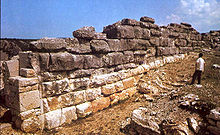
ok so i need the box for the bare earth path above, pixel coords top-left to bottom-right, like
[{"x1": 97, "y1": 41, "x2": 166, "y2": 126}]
[{"x1": 1, "y1": 51, "x2": 220, "y2": 135}]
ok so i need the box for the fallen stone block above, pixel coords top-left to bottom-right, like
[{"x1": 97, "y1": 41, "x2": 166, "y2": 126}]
[
  {"x1": 121, "y1": 18, "x2": 140, "y2": 26},
  {"x1": 91, "y1": 97, "x2": 110, "y2": 113},
  {"x1": 76, "y1": 102, "x2": 92, "y2": 118},
  {"x1": 140, "y1": 16, "x2": 155, "y2": 24}
]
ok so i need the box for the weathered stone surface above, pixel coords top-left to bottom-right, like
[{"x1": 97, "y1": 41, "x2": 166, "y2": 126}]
[
  {"x1": 121, "y1": 18, "x2": 140, "y2": 26},
  {"x1": 85, "y1": 87, "x2": 102, "y2": 101},
  {"x1": 149, "y1": 37, "x2": 160, "y2": 46},
  {"x1": 68, "y1": 69, "x2": 93, "y2": 79},
  {"x1": 65, "y1": 38, "x2": 91, "y2": 54},
  {"x1": 20, "y1": 115, "x2": 44, "y2": 133},
  {"x1": 160, "y1": 37, "x2": 174, "y2": 47},
  {"x1": 68, "y1": 91, "x2": 86, "y2": 106},
  {"x1": 134, "y1": 39, "x2": 151, "y2": 50},
  {"x1": 20, "y1": 68, "x2": 36, "y2": 78},
  {"x1": 30, "y1": 38, "x2": 67, "y2": 51},
  {"x1": 207, "y1": 126, "x2": 220, "y2": 135},
  {"x1": 140, "y1": 16, "x2": 155, "y2": 23},
  {"x1": 84, "y1": 55, "x2": 104, "y2": 69},
  {"x1": 187, "y1": 118, "x2": 200, "y2": 133},
  {"x1": 122, "y1": 77, "x2": 135, "y2": 89},
  {"x1": 45, "y1": 109, "x2": 62, "y2": 129},
  {"x1": 106, "y1": 39, "x2": 123, "y2": 51},
  {"x1": 101, "y1": 84, "x2": 116, "y2": 96},
  {"x1": 5, "y1": 83, "x2": 38, "y2": 93},
  {"x1": 180, "y1": 22, "x2": 192, "y2": 27},
  {"x1": 73, "y1": 26, "x2": 95, "y2": 39},
  {"x1": 18, "y1": 109, "x2": 41, "y2": 120},
  {"x1": 179, "y1": 47, "x2": 193, "y2": 54},
  {"x1": 114, "y1": 81, "x2": 124, "y2": 92},
  {"x1": 91, "y1": 97, "x2": 110, "y2": 113},
  {"x1": 45, "y1": 96, "x2": 61, "y2": 112},
  {"x1": 142, "y1": 29, "x2": 151, "y2": 39},
  {"x1": 124, "y1": 87, "x2": 137, "y2": 97},
  {"x1": 42, "y1": 79, "x2": 69, "y2": 97},
  {"x1": 41, "y1": 71, "x2": 67, "y2": 81},
  {"x1": 157, "y1": 47, "x2": 179, "y2": 56},
  {"x1": 49, "y1": 53, "x2": 84, "y2": 71},
  {"x1": 69, "y1": 77, "x2": 89, "y2": 91},
  {"x1": 94, "y1": 32, "x2": 107, "y2": 40},
  {"x1": 123, "y1": 51, "x2": 134, "y2": 63},
  {"x1": 120, "y1": 39, "x2": 136, "y2": 50},
  {"x1": 175, "y1": 39, "x2": 187, "y2": 46},
  {"x1": 207, "y1": 107, "x2": 220, "y2": 121},
  {"x1": 151, "y1": 29, "x2": 161, "y2": 37},
  {"x1": 133, "y1": 26, "x2": 143, "y2": 39},
  {"x1": 76, "y1": 102, "x2": 92, "y2": 118},
  {"x1": 8, "y1": 76, "x2": 38, "y2": 87},
  {"x1": 90, "y1": 40, "x2": 110, "y2": 52},
  {"x1": 102, "y1": 52, "x2": 124, "y2": 66},
  {"x1": 103, "y1": 25, "x2": 135, "y2": 39},
  {"x1": 3, "y1": 59, "x2": 19, "y2": 77},
  {"x1": 61, "y1": 106, "x2": 77, "y2": 125},
  {"x1": 131, "y1": 107, "x2": 160, "y2": 134}
]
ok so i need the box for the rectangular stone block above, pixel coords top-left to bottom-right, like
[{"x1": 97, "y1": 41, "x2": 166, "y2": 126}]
[
  {"x1": 6, "y1": 89, "x2": 40, "y2": 112},
  {"x1": 20, "y1": 68, "x2": 36, "y2": 78},
  {"x1": 4, "y1": 59, "x2": 19, "y2": 77},
  {"x1": 90, "y1": 40, "x2": 110, "y2": 53},
  {"x1": 42, "y1": 79, "x2": 69, "y2": 97},
  {"x1": 19, "y1": 51, "x2": 32, "y2": 68},
  {"x1": 101, "y1": 84, "x2": 116, "y2": 96},
  {"x1": 18, "y1": 109, "x2": 41, "y2": 120},
  {"x1": 4, "y1": 83, "x2": 38, "y2": 93},
  {"x1": 114, "y1": 81, "x2": 124, "y2": 92},
  {"x1": 123, "y1": 51, "x2": 134, "y2": 63},
  {"x1": 76, "y1": 102, "x2": 92, "y2": 118},
  {"x1": 149, "y1": 37, "x2": 159, "y2": 46},
  {"x1": 45, "y1": 109, "x2": 62, "y2": 129},
  {"x1": 91, "y1": 97, "x2": 110, "y2": 113},
  {"x1": 84, "y1": 55, "x2": 104, "y2": 69},
  {"x1": 43, "y1": 97, "x2": 61, "y2": 113},
  {"x1": 85, "y1": 88, "x2": 102, "y2": 101},
  {"x1": 122, "y1": 77, "x2": 135, "y2": 89},
  {"x1": 61, "y1": 106, "x2": 77, "y2": 125},
  {"x1": 106, "y1": 39, "x2": 123, "y2": 52},
  {"x1": 8, "y1": 76, "x2": 38, "y2": 87},
  {"x1": 157, "y1": 47, "x2": 179, "y2": 56},
  {"x1": 102, "y1": 52, "x2": 124, "y2": 66}
]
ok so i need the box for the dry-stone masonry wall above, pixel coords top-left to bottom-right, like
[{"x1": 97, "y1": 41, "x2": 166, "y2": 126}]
[{"x1": 0, "y1": 16, "x2": 219, "y2": 133}]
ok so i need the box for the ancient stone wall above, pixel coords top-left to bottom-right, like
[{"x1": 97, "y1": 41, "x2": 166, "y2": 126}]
[{"x1": 0, "y1": 16, "x2": 219, "y2": 133}]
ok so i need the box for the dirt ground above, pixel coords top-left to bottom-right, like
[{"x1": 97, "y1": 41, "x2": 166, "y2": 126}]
[{"x1": 1, "y1": 51, "x2": 220, "y2": 135}]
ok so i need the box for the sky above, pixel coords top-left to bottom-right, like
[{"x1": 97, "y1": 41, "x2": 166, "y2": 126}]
[{"x1": 1, "y1": 0, "x2": 220, "y2": 39}]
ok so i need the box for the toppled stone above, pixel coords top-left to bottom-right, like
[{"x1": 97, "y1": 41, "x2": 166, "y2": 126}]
[
  {"x1": 187, "y1": 117, "x2": 200, "y2": 133},
  {"x1": 73, "y1": 26, "x2": 95, "y2": 39},
  {"x1": 213, "y1": 64, "x2": 220, "y2": 69},
  {"x1": 207, "y1": 107, "x2": 220, "y2": 121},
  {"x1": 131, "y1": 107, "x2": 160, "y2": 134},
  {"x1": 121, "y1": 18, "x2": 140, "y2": 26}
]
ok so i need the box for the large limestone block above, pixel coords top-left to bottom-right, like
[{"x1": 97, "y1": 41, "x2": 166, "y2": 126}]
[
  {"x1": 20, "y1": 115, "x2": 44, "y2": 133},
  {"x1": 42, "y1": 78, "x2": 69, "y2": 97},
  {"x1": 19, "y1": 90, "x2": 41, "y2": 112},
  {"x1": 101, "y1": 84, "x2": 116, "y2": 96},
  {"x1": 61, "y1": 106, "x2": 77, "y2": 125},
  {"x1": 20, "y1": 68, "x2": 36, "y2": 78},
  {"x1": 175, "y1": 39, "x2": 187, "y2": 47},
  {"x1": 43, "y1": 97, "x2": 61, "y2": 113},
  {"x1": 104, "y1": 25, "x2": 135, "y2": 39},
  {"x1": 90, "y1": 40, "x2": 110, "y2": 53},
  {"x1": 19, "y1": 51, "x2": 32, "y2": 68},
  {"x1": 30, "y1": 38, "x2": 67, "y2": 51},
  {"x1": 8, "y1": 76, "x2": 38, "y2": 87},
  {"x1": 76, "y1": 102, "x2": 92, "y2": 118},
  {"x1": 122, "y1": 77, "x2": 135, "y2": 89},
  {"x1": 124, "y1": 87, "x2": 137, "y2": 97},
  {"x1": 142, "y1": 29, "x2": 151, "y2": 39},
  {"x1": 41, "y1": 71, "x2": 67, "y2": 81},
  {"x1": 121, "y1": 18, "x2": 140, "y2": 26},
  {"x1": 150, "y1": 29, "x2": 161, "y2": 37},
  {"x1": 102, "y1": 52, "x2": 124, "y2": 66},
  {"x1": 18, "y1": 109, "x2": 41, "y2": 120},
  {"x1": 120, "y1": 39, "x2": 136, "y2": 50},
  {"x1": 73, "y1": 26, "x2": 95, "y2": 39},
  {"x1": 85, "y1": 87, "x2": 102, "y2": 101},
  {"x1": 133, "y1": 26, "x2": 143, "y2": 39},
  {"x1": 114, "y1": 81, "x2": 124, "y2": 92},
  {"x1": 157, "y1": 47, "x2": 179, "y2": 56},
  {"x1": 160, "y1": 37, "x2": 175, "y2": 47},
  {"x1": 106, "y1": 39, "x2": 123, "y2": 52},
  {"x1": 94, "y1": 32, "x2": 107, "y2": 40},
  {"x1": 134, "y1": 39, "x2": 151, "y2": 50},
  {"x1": 84, "y1": 55, "x2": 104, "y2": 69},
  {"x1": 3, "y1": 59, "x2": 19, "y2": 77},
  {"x1": 49, "y1": 52, "x2": 84, "y2": 71},
  {"x1": 123, "y1": 51, "x2": 134, "y2": 63},
  {"x1": 149, "y1": 37, "x2": 159, "y2": 46},
  {"x1": 4, "y1": 83, "x2": 38, "y2": 93},
  {"x1": 45, "y1": 109, "x2": 62, "y2": 129},
  {"x1": 91, "y1": 97, "x2": 110, "y2": 113},
  {"x1": 140, "y1": 16, "x2": 155, "y2": 23},
  {"x1": 69, "y1": 77, "x2": 89, "y2": 91},
  {"x1": 65, "y1": 38, "x2": 91, "y2": 54}
]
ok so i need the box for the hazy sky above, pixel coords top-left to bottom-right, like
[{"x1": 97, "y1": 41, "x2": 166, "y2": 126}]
[{"x1": 1, "y1": 0, "x2": 220, "y2": 39}]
